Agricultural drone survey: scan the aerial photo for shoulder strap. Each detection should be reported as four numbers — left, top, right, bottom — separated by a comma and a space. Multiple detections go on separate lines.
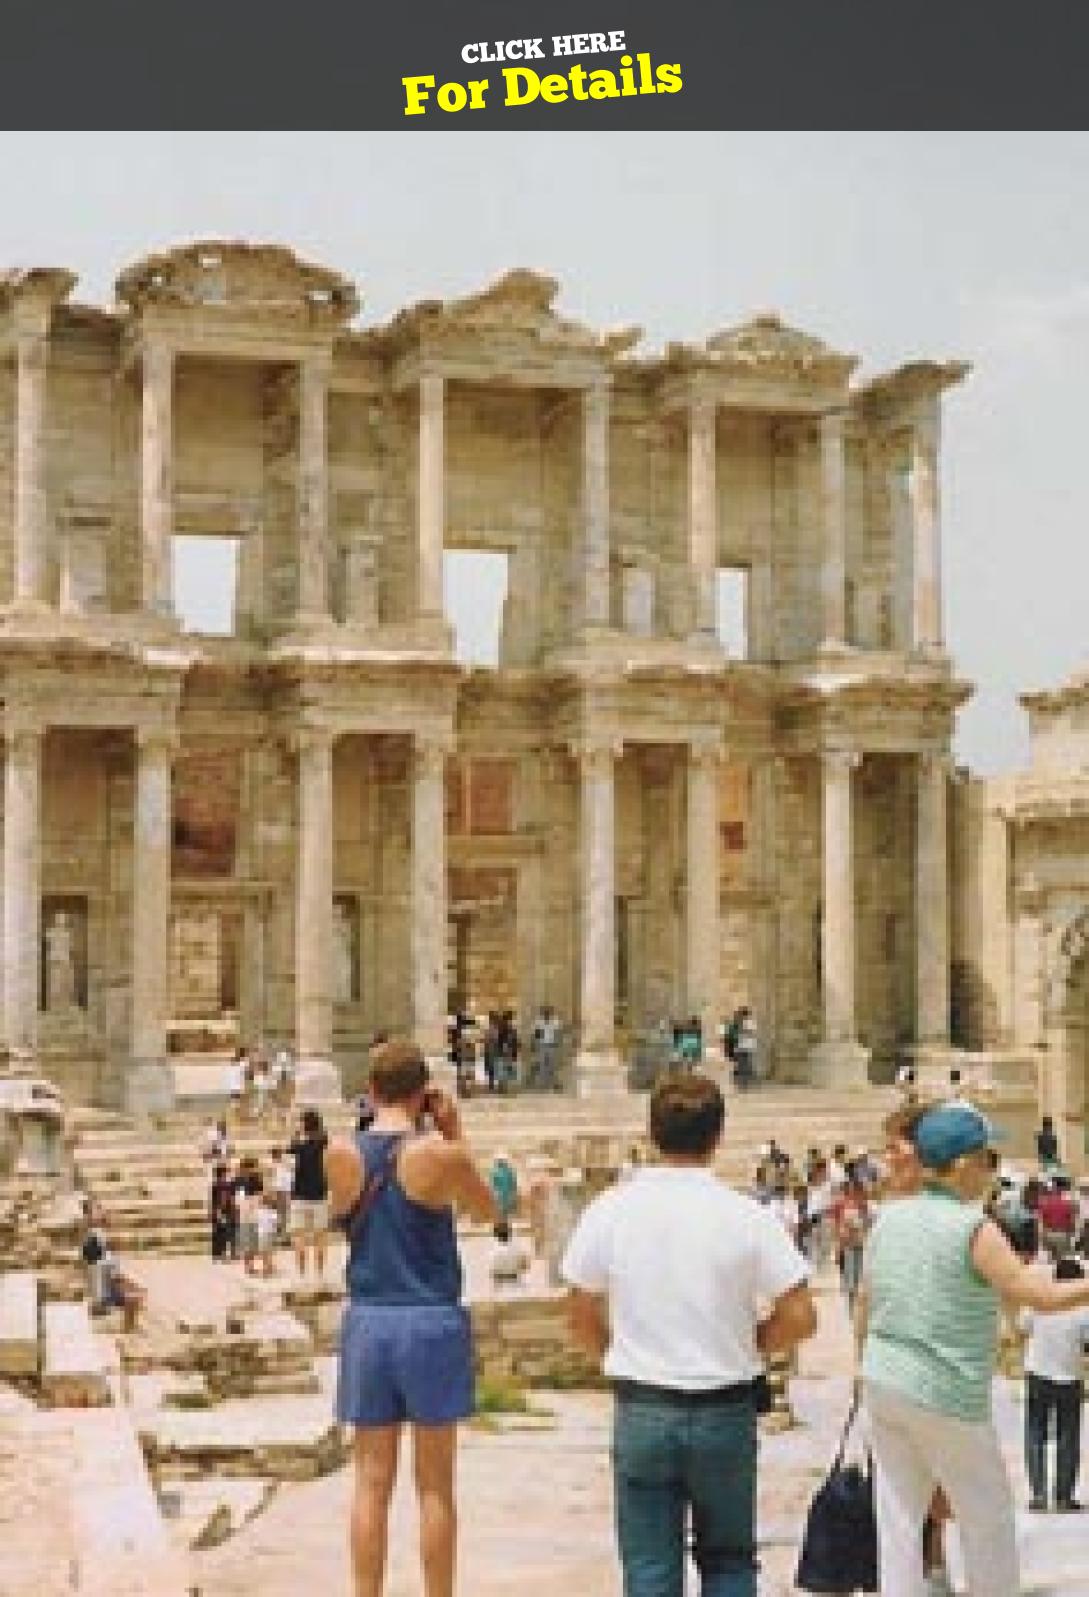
340, 1134, 407, 1244
832, 1392, 861, 1470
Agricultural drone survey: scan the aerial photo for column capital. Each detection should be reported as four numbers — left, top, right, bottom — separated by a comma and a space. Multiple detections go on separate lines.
822, 747, 861, 775
688, 393, 717, 427
141, 339, 174, 379
3, 722, 43, 763
413, 734, 454, 782
918, 749, 953, 779
688, 737, 725, 772
569, 736, 622, 775
292, 725, 335, 760
135, 724, 178, 757
299, 347, 334, 380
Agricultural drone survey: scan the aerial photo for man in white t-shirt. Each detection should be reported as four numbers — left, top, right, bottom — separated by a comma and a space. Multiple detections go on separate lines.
562, 1072, 815, 1596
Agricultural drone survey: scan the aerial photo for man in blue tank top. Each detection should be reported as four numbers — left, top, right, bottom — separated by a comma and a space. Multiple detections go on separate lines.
326, 1038, 499, 1597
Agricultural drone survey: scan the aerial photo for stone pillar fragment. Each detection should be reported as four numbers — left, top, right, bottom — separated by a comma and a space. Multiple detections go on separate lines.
910, 407, 943, 652
295, 729, 339, 1100
819, 412, 847, 648
574, 741, 622, 1090
916, 752, 950, 1045
809, 750, 870, 1086
297, 357, 330, 619
13, 330, 49, 608
140, 343, 174, 617
686, 742, 722, 1061
582, 383, 611, 627
3, 726, 42, 1069
411, 737, 448, 1060
129, 729, 175, 1111
417, 375, 445, 618
688, 397, 717, 637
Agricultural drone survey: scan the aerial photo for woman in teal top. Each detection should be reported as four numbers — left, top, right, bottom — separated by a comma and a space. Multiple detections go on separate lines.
857, 1103, 1089, 1597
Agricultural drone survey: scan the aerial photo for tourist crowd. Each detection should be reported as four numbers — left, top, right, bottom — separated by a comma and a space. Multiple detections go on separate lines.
317, 1048, 1089, 1597
200, 1105, 331, 1277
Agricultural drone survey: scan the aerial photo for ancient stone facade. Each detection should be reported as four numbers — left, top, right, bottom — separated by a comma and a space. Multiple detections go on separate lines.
953, 669, 1089, 1167
0, 241, 969, 1109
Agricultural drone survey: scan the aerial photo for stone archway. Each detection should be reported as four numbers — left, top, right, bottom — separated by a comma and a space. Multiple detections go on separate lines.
1045, 908, 1089, 1173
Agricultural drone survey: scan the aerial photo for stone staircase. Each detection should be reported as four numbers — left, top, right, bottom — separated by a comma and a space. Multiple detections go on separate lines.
71, 1086, 899, 1256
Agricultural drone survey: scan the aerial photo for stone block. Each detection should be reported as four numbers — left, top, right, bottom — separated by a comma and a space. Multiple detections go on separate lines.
0, 1270, 39, 1376
41, 1300, 112, 1407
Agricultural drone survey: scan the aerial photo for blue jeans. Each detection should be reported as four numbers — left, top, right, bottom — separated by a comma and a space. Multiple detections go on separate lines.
612, 1391, 757, 1597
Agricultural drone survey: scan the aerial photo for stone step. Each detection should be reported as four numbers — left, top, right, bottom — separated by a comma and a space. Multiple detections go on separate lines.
0, 1271, 39, 1377
41, 1300, 114, 1408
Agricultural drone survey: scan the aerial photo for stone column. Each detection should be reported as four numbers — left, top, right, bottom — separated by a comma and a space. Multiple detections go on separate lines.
809, 750, 870, 1087
140, 343, 174, 617
297, 357, 330, 620
417, 375, 445, 618
916, 752, 951, 1046
686, 741, 722, 1062
582, 382, 611, 627
3, 725, 42, 1070
688, 397, 717, 637
574, 740, 622, 1090
295, 729, 339, 1100
910, 406, 943, 652
129, 729, 175, 1112
13, 329, 49, 609
411, 737, 448, 1061
819, 412, 847, 648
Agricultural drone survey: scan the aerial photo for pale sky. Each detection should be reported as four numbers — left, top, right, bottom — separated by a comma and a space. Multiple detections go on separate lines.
4, 130, 1086, 774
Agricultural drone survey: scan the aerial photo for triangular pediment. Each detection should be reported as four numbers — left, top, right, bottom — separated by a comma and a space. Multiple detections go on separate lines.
115, 240, 359, 325
705, 313, 856, 378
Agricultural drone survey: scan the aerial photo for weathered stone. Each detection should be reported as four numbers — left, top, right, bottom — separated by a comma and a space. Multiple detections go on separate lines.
0, 1271, 38, 1376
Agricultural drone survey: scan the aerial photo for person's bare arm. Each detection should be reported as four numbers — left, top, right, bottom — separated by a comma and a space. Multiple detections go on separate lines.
436, 1141, 500, 1224
324, 1138, 363, 1220
972, 1219, 1089, 1310
756, 1282, 818, 1356
566, 1287, 609, 1360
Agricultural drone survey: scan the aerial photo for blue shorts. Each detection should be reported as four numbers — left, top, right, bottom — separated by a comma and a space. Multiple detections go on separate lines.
336, 1302, 475, 1427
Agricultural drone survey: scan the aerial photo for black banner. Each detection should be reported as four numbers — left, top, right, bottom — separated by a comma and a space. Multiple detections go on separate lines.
0, 0, 1086, 128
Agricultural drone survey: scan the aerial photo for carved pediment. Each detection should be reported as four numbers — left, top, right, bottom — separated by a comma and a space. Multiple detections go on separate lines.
0, 266, 76, 316
705, 313, 857, 380
115, 240, 359, 325
396, 268, 641, 355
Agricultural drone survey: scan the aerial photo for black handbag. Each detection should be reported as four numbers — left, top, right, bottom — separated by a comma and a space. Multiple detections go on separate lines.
795, 1395, 879, 1594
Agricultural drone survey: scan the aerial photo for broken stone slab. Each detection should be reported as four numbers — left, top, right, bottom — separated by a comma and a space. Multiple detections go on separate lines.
65, 1406, 191, 1596
0, 1075, 65, 1176
41, 1300, 113, 1407
141, 1397, 347, 1480
0, 1271, 39, 1377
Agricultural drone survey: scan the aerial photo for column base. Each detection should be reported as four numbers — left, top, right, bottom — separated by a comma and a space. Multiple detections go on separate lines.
573, 1049, 629, 1099
908, 1044, 967, 1099
807, 1040, 872, 1090
294, 1055, 343, 1106
123, 1057, 176, 1116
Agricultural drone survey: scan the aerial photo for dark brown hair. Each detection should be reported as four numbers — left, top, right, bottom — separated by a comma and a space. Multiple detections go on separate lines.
369, 1038, 429, 1104
649, 1073, 725, 1158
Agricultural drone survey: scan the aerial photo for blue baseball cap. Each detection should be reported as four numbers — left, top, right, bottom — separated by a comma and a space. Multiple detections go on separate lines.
914, 1104, 996, 1169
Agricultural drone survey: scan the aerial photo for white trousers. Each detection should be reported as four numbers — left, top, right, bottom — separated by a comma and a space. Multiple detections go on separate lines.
864, 1381, 1019, 1597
